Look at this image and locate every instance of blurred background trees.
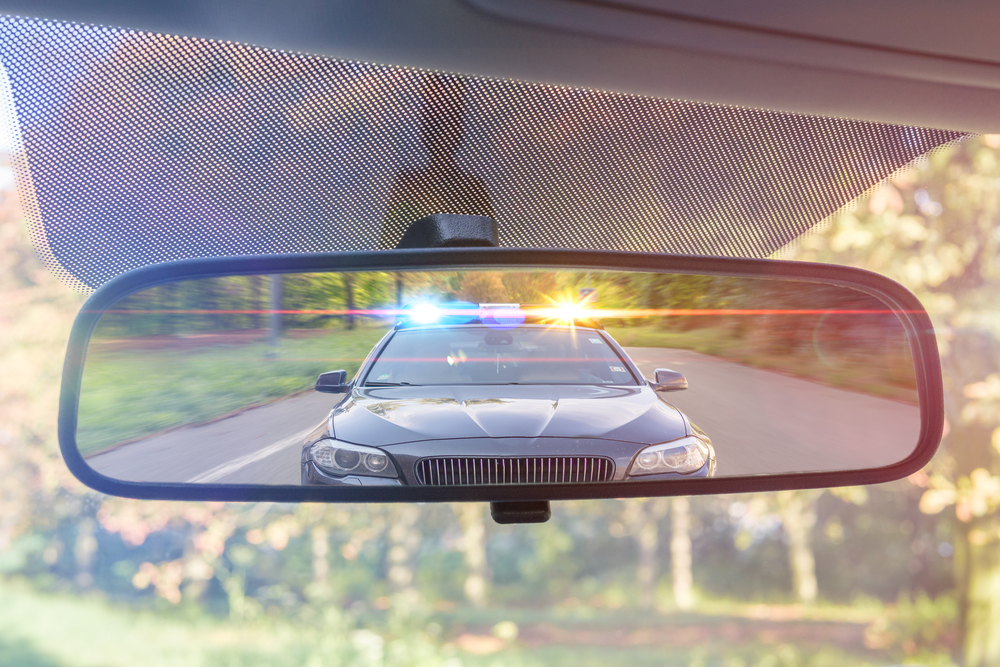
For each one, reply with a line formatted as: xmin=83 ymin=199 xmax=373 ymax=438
xmin=788 ymin=135 xmax=1000 ymax=665
xmin=7 ymin=136 xmax=1000 ymax=664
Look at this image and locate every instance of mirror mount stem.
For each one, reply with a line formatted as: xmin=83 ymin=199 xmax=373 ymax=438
xmin=397 ymin=213 xmax=550 ymax=524
xmin=395 ymin=214 xmax=499 ymax=249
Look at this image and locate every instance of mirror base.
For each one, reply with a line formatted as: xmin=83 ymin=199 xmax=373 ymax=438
xmin=490 ymin=501 xmax=551 ymax=524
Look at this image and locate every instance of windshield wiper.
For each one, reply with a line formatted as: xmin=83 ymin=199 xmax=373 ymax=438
xmin=365 ymin=381 xmax=414 ymax=386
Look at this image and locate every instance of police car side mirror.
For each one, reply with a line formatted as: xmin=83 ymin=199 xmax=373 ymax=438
xmin=651 ymin=368 xmax=687 ymax=392
xmin=315 ymin=370 xmax=350 ymax=393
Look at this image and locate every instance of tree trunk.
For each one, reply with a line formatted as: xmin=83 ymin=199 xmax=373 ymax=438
xmin=73 ymin=517 xmax=97 ymax=588
xmin=950 ymin=420 xmax=1000 ymax=666
xmin=456 ymin=503 xmax=489 ymax=607
xmin=207 ymin=278 xmax=224 ymax=331
xmin=959 ymin=515 xmax=1000 ymax=666
xmin=671 ymin=497 xmax=694 ymax=610
xmin=941 ymin=330 xmax=1000 ymax=665
xmin=387 ymin=505 xmax=422 ymax=598
xmin=312 ymin=526 xmax=329 ymax=586
xmin=776 ymin=490 xmax=819 ymax=603
xmin=160 ymin=282 xmax=179 ymax=334
xmin=251 ymin=275 xmax=263 ymax=330
xmin=268 ymin=274 xmax=282 ymax=350
xmin=343 ymin=275 xmax=356 ymax=330
xmin=636 ymin=515 xmax=659 ymax=609
xmin=623 ymin=498 xmax=670 ymax=609
xmin=219 ymin=568 xmax=247 ymax=622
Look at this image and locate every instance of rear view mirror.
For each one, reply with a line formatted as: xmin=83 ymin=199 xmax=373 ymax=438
xmin=58 ymin=249 xmax=943 ymax=504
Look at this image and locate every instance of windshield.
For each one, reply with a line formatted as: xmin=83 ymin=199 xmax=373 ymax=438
xmin=0 ymin=18 xmax=966 ymax=288
xmin=364 ymin=325 xmax=638 ymax=386
xmin=3 ymin=12 xmax=995 ymax=667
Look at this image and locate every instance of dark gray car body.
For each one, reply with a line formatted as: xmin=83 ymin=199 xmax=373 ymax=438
xmin=301 ymin=325 xmax=715 ymax=486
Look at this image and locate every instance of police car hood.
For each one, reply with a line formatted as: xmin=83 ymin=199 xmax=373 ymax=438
xmin=329 ymin=384 xmax=689 ymax=447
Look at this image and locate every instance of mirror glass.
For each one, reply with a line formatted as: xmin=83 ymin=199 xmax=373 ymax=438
xmin=76 ymin=270 xmax=920 ymax=487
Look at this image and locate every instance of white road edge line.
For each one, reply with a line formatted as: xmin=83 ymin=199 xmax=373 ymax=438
xmin=187 ymin=427 xmax=315 ymax=484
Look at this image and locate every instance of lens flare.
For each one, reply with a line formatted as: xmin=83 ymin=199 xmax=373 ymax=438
xmin=555 ymin=302 xmax=587 ymax=321
xmin=480 ymin=305 xmax=526 ymax=330
xmin=411 ymin=303 xmax=440 ymax=324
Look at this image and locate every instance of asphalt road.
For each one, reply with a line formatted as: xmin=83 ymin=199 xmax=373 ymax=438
xmin=626 ymin=348 xmax=919 ymax=477
xmin=88 ymin=392 xmax=333 ymax=485
xmin=86 ymin=347 xmax=920 ymax=484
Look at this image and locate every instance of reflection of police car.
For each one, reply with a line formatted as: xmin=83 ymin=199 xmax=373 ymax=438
xmin=301 ymin=304 xmax=715 ymax=486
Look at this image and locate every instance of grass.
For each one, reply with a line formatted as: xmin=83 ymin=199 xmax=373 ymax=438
xmin=606 ymin=322 xmax=919 ymax=404
xmin=0 ymin=578 xmax=450 ymax=667
xmin=0 ymin=579 xmax=937 ymax=667
xmin=604 ymin=324 xmax=737 ymax=355
xmin=77 ymin=326 xmax=388 ymax=455
xmin=434 ymin=601 xmax=952 ymax=667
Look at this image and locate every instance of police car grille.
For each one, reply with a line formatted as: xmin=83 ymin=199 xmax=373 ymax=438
xmin=415 ymin=457 xmax=614 ymax=485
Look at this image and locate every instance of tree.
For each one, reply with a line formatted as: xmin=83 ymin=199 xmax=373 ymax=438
xmin=343 ymin=274 xmax=356 ymax=330
xmin=621 ymin=498 xmax=669 ymax=608
xmin=387 ymin=505 xmax=423 ymax=601
xmin=670 ymin=497 xmax=694 ymax=610
xmin=455 ymin=503 xmax=490 ymax=607
xmin=775 ymin=490 xmax=821 ymax=603
xmin=789 ymin=136 xmax=1000 ymax=663
xmin=268 ymin=275 xmax=282 ymax=349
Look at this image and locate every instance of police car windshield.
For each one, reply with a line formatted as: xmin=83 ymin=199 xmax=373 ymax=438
xmin=364 ymin=325 xmax=639 ymax=386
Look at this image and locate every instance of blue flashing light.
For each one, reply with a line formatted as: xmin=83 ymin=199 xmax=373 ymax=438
xmin=400 ymin=300 xmax=479 ymax=327
xmin=440 ymin=301 xmax=479 ymax=325
xmin=411 ymin=303 xmax=440 ymax=324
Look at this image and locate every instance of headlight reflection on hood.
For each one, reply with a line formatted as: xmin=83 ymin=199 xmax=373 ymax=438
xmin=310 ymin=440 xmax=397 ymax=478
xmin=628 ymin=436 xmax=710 ymax=476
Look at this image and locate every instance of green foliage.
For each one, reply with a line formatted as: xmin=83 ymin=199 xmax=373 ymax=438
xmin=77 ymin=326 xmax=388 ymax=453
xmin=788 ymin=136 xmax=1000 ymax=664
xmin=606 ymin=321 xmax=916 ymax=402
xmin=0 ymin=580 xmax=466 ymax=667
xmin=864 ymin=592 xmax=959 ymax=665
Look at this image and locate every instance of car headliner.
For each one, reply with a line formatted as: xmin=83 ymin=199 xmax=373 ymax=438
xmin=2 ymin=0 xmax=998 ymax=133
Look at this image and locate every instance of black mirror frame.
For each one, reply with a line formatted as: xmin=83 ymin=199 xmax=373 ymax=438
xmin=59 ymin=248 xmax=944 ymax=504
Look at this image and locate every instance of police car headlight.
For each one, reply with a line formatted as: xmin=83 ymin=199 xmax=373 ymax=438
xmin=310 ymin=440 xmax=397 ymax=478
xmin=627 ymin=436 xmax=711 ymax=476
